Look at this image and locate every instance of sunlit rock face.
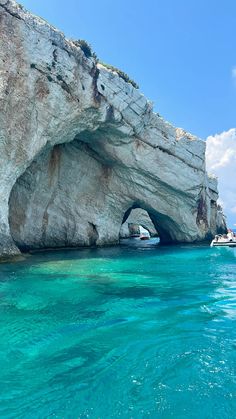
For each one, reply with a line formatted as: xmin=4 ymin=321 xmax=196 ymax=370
xmin=0 ymin=0 xmax=226 ymax=256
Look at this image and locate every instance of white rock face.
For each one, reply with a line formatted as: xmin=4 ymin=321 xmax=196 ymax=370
xmin=0 ymin=0 xmax=226 ymax=257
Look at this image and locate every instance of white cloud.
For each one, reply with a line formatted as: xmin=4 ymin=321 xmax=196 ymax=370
xmin=206 ymin=128 xmax=236 ymax=225
xmin=232 ymin=67 xmax=236 ymax=82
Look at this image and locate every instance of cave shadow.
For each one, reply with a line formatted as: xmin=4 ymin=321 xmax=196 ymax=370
xmin=119 ymin=203 xmax=177 ymax=246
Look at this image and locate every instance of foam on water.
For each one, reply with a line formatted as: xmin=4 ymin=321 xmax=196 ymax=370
xmin=0 ymin=241 xmax=236 ymax=418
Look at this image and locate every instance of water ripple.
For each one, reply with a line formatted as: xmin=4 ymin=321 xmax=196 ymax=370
xmin=0 ymin=244 xmax=236 ymax=417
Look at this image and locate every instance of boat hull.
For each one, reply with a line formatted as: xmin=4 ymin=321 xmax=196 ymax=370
xmin=211 ymin=241 xmax=236 ymax=247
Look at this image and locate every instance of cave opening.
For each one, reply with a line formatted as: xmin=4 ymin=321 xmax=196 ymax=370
xmin=8 ymin=125 xmax=180 ymax=252
xmin=119 ymin=201 xmax=180 ymax=246
xmin=119 ymin=208 xmax=159 ymax=242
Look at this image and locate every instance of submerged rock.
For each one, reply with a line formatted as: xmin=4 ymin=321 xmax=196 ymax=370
xmin=0 ymin=0 xmax=226 ymax=257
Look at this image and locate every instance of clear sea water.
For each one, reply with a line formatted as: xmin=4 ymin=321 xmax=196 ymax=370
xmin=0 ymin=239 xmax=236 ymax=418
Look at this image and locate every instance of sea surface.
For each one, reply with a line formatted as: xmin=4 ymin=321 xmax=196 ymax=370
xmin=0 ymin=239 xmax=236 ymax=418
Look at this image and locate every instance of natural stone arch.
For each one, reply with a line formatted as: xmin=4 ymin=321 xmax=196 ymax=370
xmin=119 ymin=203 xmax=180 ymax=244
xmin=8 ymin=113 xmax=225 ymax=252
xmin=0 ymin=0 xmax=226 ymax=257
xmin=119 ymin=208 xmax=158 ymax=238
xmin=8 ymin=127 xmax=197 ymax=250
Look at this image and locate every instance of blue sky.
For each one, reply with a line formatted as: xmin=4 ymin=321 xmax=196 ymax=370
xmin=19 ymin=0 xmax=236 ymax=225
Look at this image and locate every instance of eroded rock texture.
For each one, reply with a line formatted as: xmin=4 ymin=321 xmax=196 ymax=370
xmin=0 ymin=0 xmax=226 ymax=256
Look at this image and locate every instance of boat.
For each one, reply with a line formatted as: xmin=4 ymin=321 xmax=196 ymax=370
xmin=140 ymin=235 xmax=150 ymax=241
xmin=139 ymin=226 xmax=150 ymax=240
xmin=210 ymin=230 xmax=236 ymax=247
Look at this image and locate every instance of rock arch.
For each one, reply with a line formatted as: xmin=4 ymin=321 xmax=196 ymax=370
xmin=119 ymin=203 xmax=182 ymax=244
xmin=0 ymin=0 xmax=226 ymax=257
xmin=8 ymin=126 xmax=221 ymax=250
xmin=119 ymin=208 xmax=158 ymax=238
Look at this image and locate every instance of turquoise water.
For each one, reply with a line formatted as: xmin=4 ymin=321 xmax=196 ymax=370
xmin=0 ymin=240 xmax=236 ymax=418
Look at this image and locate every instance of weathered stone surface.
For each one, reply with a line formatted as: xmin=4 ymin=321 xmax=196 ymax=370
xmin=120 ymin=209 xmax=157 ymax=238
xmin=0 ymin=0 xmax=226 ymax=256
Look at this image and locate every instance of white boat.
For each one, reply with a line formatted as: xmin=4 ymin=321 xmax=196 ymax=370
xmin=210 ymin=231 xmax=236 ymax=247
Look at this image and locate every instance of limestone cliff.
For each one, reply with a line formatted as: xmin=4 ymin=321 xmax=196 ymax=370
xmin=0 ymin=0 xmax=226 ymax=257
